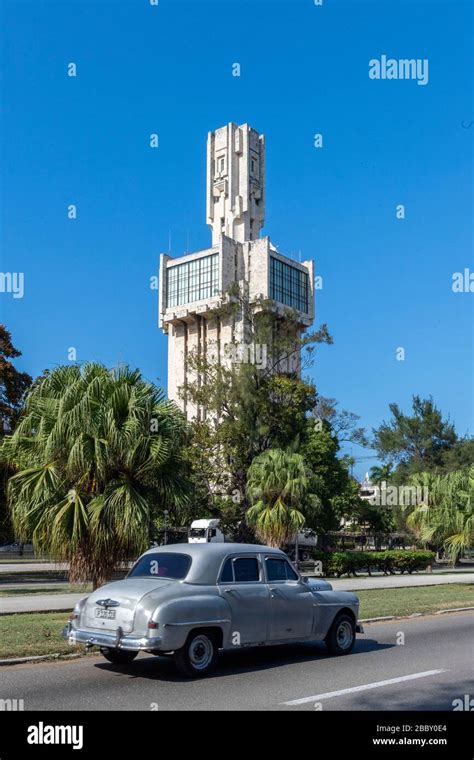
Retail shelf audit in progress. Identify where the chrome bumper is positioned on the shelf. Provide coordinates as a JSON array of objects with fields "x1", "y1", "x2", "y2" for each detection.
[
  {"x1": 356, "y1": 623, "x2": 364, "y2": 634},
  {"x1": 62, "y1": 622, "x2": 162, "y2": 651}
]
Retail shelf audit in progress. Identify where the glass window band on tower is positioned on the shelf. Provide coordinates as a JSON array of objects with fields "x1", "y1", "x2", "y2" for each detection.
[
  {"x1": 270, "y1": 256, "x2": 309, "y2": 313},
  {"x1": 166, "y1": 253, "x2": 219, "y2": 308}
]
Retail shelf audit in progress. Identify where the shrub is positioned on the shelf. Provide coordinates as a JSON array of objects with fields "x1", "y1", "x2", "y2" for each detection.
[
  {"x1": 310, "y1": 549, "x2": 435, "y2": 577},
  {"x1": 390, "y1": 550, "x2": 435, "y2": 574}
]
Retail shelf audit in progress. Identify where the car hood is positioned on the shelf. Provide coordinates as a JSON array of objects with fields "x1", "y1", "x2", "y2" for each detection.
[{"x1": 81, "y1": 578, "x2": 173, "y2": 633}]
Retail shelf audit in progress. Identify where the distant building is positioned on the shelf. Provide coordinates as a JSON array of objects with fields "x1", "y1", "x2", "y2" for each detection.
[
  {"x1": 158, "y1": 122, "x2": 315, "y2": 419},
  {"x1": 359, "y1": 472, "x2": 376, "y2": 502}
]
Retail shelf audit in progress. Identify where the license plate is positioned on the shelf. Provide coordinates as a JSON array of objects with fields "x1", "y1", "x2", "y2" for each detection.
[{"x1": 94, "y1": 608, "x2": 116, "y2": 620}]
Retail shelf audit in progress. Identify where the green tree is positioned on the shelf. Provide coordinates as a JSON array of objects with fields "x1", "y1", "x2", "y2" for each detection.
[
  {"x1": 369, "y1": 463, "x2": 394, "y2": 484},
  {"x1": 405, "y1": 467, "x2": 474, "y2": 564},
  {"x1": 300, "y1": 421, "x2": 362, "y2": 534},
  {"x1": 182, "y1": 287, "x2": 331, "y2": 534},
  {"x1": 246, "y1": 449, "x2": 306, "y2": 547},
  {"x1": 0, "y1": 325, "x2": 32, "y2": 430},
  {"x1": 440, "y1": 437, "x2": 474, "y2": 473},
  {"x1": 0, "y1": 326, "x2": 32, "y2": 542},
  {"x1": 373, "y1": 396, "x2": 457, "y2": 478},
  {"x1": 1, "y1": 363, "x2": 190, "y2": 586},
  {"x1": 312, "y1": 396, "x2": 368, "y2": 446}
]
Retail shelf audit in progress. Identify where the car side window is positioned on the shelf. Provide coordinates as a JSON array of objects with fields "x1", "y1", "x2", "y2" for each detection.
[
  {"x1": 220, "y1": 557, "x2": 233, "y2": 583},
  {"x1": 233, "y1": 557, "x2": 260, "y2": 582},
  {"x1": 285, "y1": 562, "x2": 299, "y2": 581},
  {"x1": 266, "y1": 557, "x2": 299, "y2": 582}
]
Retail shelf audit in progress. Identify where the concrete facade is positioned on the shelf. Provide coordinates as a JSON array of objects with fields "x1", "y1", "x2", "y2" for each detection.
[
  {"x1": 158, "y1": 122, "x2": 315, "y2": 419},
  {"x1": 207, "y1": 123, "x2": 265, "y2": 245}
]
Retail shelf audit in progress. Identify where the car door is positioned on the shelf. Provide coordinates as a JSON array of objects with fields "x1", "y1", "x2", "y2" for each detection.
[
  {"x1": 218, "y1": 554, "x2": 270, "y2": 645},
  {"x1": 264, "y1": 555, "x2": 315, "y2": 641}
]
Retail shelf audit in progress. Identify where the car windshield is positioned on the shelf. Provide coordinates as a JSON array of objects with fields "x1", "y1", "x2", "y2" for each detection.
[
  {"x1": 128, "y1": 553, "x2": 192, "y2": 580},
  {"x1": 189, "y1": 528, "x2": 206, "y2": 537}
]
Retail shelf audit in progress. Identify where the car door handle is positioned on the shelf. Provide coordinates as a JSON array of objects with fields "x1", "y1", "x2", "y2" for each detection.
[
  {"x1": 269, "y1": 588, "x2": 280, "y2": 597},
  {"x1": 224, "y1": 588, "x2": 233, "y2": 593}
]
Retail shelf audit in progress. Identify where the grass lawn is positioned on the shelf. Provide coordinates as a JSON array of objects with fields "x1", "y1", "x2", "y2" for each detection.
[
  {"x1": 0, "y1": 584, "x2": 473, "y2": 660},
  {"x1": 0, "y1": 585, "x2": 91, "y2": 597},
  {"x1": 358, "y1": 583, "x2": 474, "y2": 619},
  {"x1": 0, "y1": 611, "x2": 84, "y2": 659}
]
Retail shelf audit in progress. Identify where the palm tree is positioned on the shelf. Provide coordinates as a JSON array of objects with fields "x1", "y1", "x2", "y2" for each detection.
[
  {"x1": 246, "y1": 449, "x2": 307, "y2": 547},
  {"x1": 405, "y1": 467, "x2": 474, "y2": 564},
  {"x1": 1, "y1": 363, "x2": 190, "y2": 587},
  {"x1": 369, "y1": 463, "x2": 393, "y2": 484}
]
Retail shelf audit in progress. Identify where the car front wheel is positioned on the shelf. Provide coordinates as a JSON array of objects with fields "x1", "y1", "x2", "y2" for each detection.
[
  {"x1": 100, "y1": 647, "x2": 138, "y2": 665},
  {"x1": 174, "y1": 630, "x2": 218, "y2": 678},
  {"x1": 325, "y1": 613, "x2": 356, "y2": 656}
]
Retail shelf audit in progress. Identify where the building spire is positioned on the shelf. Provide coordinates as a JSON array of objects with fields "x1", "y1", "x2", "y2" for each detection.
[{"x1": 206, "y1": 122, "x2": 265, "y2": 245}]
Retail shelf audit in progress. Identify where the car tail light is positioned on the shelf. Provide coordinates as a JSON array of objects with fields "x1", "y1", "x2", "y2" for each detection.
[
  {"x1": 147, "y1": 621, "x2": 159, "y2": 629},
  {"x1": 69, "y1": 612, "x2": 79, "y2": 620}
]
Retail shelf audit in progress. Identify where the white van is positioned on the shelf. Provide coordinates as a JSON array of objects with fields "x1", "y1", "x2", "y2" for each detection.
[{"x1": 188, "y1": 519, "x2": 227, "y2": 543}]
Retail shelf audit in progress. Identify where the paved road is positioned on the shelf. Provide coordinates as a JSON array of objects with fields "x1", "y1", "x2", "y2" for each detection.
[
  {"x1": 0, "y1": 582, "x2": 70, "y2": 591},
  {"x1": 0, "y1": 612, "x2": 472, "y2": 710},
  {"x1": 0, "y1": 563, "x2": 68, "y2": 573},
  {"x1": 1, "y1": 573, "x2": 473, "y2": 614},
  {"x1": 0, "y1": 592, "x2": 87, "y2": 614}
]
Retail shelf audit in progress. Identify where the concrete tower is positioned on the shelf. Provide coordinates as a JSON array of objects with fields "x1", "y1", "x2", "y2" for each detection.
[
  {"x1": 206, "y1": 123, "x2": 265, "y2": 245},
  {"x1": 159, "y1": 122, "x2": 314, "y2": 420}
]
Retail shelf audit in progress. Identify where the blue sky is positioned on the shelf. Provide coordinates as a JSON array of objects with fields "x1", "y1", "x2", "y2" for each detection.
[{"x1": 1, "y1": 0, "x2": 472, "y2": 478}]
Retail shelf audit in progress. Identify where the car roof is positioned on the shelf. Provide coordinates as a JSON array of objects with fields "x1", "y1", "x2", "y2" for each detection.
[
  {"x1": 142, "y1": 542, "x2": 284, "y2": 557},
  {"x1": 139, "y1": 543, "x2": 287, "y2": 584}
]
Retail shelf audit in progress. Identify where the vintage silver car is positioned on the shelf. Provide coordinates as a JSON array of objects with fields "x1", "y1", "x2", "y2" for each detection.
[{"x1": 63, "y1": 543, "x2": 364, "y2": 677}]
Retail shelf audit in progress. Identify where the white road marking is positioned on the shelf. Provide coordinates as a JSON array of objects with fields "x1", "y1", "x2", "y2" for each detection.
[{"x1": 282, "y1": 669, "x2": 448, "y2": 706}]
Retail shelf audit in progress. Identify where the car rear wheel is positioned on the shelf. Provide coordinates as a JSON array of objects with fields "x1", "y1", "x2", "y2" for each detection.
[
  {"x1": 325, "y1": 613, "x2": 356, "y2": 656},
  {"x1": 100, "y1": 647, "x2": 138, "y2": 665},
  {"x1": 174, "y1": 630, "x2": 218, "y2": 678}
]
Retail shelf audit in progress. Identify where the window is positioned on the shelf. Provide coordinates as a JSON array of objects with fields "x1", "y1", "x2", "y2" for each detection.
[
  {"x1": 189, "y1": 528, "x2": 206, "y2": 539},
  {"x1": 265, "y1": 557, "x2": 298, "y2": 582},
  {"x1": 269, "y1": 256, "x2": 309, "y2": 313},
  {"x1": 220, "y1": 557, "x2": 233, "y2": 583},
  {"x1": 234, "y1": 557, "x2": 260, "y2": 582},
  {"x1": 128, "y1": 553, "x2": 191, "y2": 580},
  {"x1": 166, "y1": 254, "x2": 219, "y2": 308},
  {"x1": 250, "y1": 154, "x2": 259, "y2": 179},
  {"x1": 220, "y1": 556, "x2": 260, "y2": 583}
]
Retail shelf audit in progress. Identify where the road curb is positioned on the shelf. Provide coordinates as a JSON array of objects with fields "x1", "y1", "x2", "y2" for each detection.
[
  {"x1": 435, "y1": 606, "x2": 474, "y2": 614},
  {"x1": 0, "y1": 608, "x2": 74, "y2": 617},
  {"x1": 361, "y1": 607, "x2": 474, "y2": 624},
  {"x1": 0, "y1": 653, "x2": 82, "y2": 666}
]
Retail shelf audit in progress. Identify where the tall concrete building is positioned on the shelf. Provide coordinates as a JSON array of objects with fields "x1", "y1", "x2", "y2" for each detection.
[{"x1": 159, "y1": 122, "x2": 314, "y2": 419}]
